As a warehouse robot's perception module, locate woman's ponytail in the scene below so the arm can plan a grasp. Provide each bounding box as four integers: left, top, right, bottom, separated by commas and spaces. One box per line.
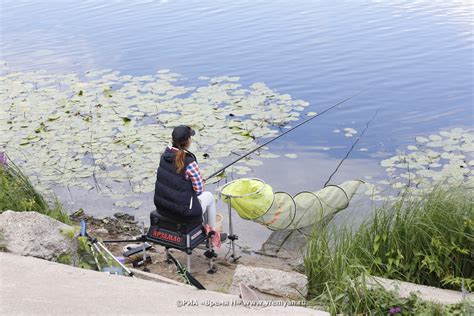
173, 139, 190, 173
175, 149, 187, 173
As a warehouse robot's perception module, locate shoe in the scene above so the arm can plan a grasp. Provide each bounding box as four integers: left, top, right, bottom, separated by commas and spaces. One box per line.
220, 233, 228, 242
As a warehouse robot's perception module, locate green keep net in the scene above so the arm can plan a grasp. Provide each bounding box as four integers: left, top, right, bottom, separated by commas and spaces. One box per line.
220, 178, 274, 220
219, 178, 364, 230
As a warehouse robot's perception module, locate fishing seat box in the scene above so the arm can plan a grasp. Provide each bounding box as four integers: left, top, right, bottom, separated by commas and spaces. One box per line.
146, 210, 206, 254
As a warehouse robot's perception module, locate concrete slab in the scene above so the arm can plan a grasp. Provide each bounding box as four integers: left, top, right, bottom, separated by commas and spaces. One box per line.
0, 253, 326, 315
368, 276, 473, 305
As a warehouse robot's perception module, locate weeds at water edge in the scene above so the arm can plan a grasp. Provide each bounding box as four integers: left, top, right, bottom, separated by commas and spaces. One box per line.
0, 154, 70, 224
304, 186, 473, 314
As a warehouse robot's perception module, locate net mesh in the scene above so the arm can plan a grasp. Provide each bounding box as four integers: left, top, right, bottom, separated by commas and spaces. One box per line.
219, 178, 364, 230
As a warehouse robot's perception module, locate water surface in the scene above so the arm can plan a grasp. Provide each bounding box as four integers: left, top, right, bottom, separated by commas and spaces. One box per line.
1, 0, 473, 249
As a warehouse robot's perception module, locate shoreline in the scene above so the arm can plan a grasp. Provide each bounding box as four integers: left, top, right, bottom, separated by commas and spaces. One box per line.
69, 210, 302, 293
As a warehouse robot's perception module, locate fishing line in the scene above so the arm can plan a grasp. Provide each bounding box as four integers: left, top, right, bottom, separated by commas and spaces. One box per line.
205, 89, 368, 181
324, 109, 379, 187
262, 110, 378, 254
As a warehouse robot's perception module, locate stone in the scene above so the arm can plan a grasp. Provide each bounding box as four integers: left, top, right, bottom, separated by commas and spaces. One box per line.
366, 276, 474, 305
93, 228, 109, 235
71, 209, 85, 218
114, 212, 135, 222
230, 265, 308, 299
0, 211, 77, 263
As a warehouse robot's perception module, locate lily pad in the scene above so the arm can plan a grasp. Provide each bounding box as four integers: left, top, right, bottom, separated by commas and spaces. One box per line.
374, 128, 473, 198
113, 201, 127, 207
415, 136, 429, 143
129, 201, 142, 209
2, 68, 314, 199
343, 127, 357, 134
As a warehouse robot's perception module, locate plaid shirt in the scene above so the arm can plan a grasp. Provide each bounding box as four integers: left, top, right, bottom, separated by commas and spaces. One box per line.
170, 146, 204, 195
185, 161, 204, 195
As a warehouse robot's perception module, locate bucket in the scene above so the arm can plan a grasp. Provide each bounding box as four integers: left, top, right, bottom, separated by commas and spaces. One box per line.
215, 213, 223, 232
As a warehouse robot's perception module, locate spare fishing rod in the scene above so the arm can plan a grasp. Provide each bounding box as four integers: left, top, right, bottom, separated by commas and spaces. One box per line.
324, 108, 379, 186
79, 220, 207, 289
204, 89, 367, 181
166, 251, 206, 290
272, 109, 379, 254
79, 219, 135, 277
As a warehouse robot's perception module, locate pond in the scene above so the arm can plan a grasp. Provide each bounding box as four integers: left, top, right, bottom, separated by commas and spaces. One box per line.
1, 0, 473, 250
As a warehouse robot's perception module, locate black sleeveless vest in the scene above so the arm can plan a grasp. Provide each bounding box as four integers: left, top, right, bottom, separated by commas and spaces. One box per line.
153, 147, 203, 218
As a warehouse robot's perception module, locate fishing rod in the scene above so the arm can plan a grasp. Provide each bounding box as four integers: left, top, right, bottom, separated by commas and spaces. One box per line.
323, 108, 379, 186
272, 110, 379, 254
204, 89, 367, 181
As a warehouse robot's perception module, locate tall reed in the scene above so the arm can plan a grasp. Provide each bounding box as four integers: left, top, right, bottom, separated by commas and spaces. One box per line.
0, 155, 70, 224
353, 186, 473, 290
305, 186, 473, 314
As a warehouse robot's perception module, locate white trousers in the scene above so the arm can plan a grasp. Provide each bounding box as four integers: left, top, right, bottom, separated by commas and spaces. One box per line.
198, 191, 216, 228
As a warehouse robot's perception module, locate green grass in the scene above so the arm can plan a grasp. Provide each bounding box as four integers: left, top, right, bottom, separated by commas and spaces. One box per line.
0, 230, 7, 252
57, 252, 72, 265
352, 187, 473, 291
0, 155, 70, 224
304, 186, 474, 315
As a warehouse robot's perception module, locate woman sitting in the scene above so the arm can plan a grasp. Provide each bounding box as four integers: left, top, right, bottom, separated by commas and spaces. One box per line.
153, 125, 220, 236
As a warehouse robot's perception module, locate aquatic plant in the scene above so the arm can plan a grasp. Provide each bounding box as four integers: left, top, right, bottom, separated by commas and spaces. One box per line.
0, 154, 70, 224
365, 128, 474, 201
0, 68, 311, 207
304, 186, 474, 314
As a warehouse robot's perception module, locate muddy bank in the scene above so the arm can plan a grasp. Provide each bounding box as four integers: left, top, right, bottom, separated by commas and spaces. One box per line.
69, 210, 304, 293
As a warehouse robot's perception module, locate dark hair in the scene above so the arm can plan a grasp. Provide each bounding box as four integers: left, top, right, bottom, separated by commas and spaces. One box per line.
173, 138, 190, 174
